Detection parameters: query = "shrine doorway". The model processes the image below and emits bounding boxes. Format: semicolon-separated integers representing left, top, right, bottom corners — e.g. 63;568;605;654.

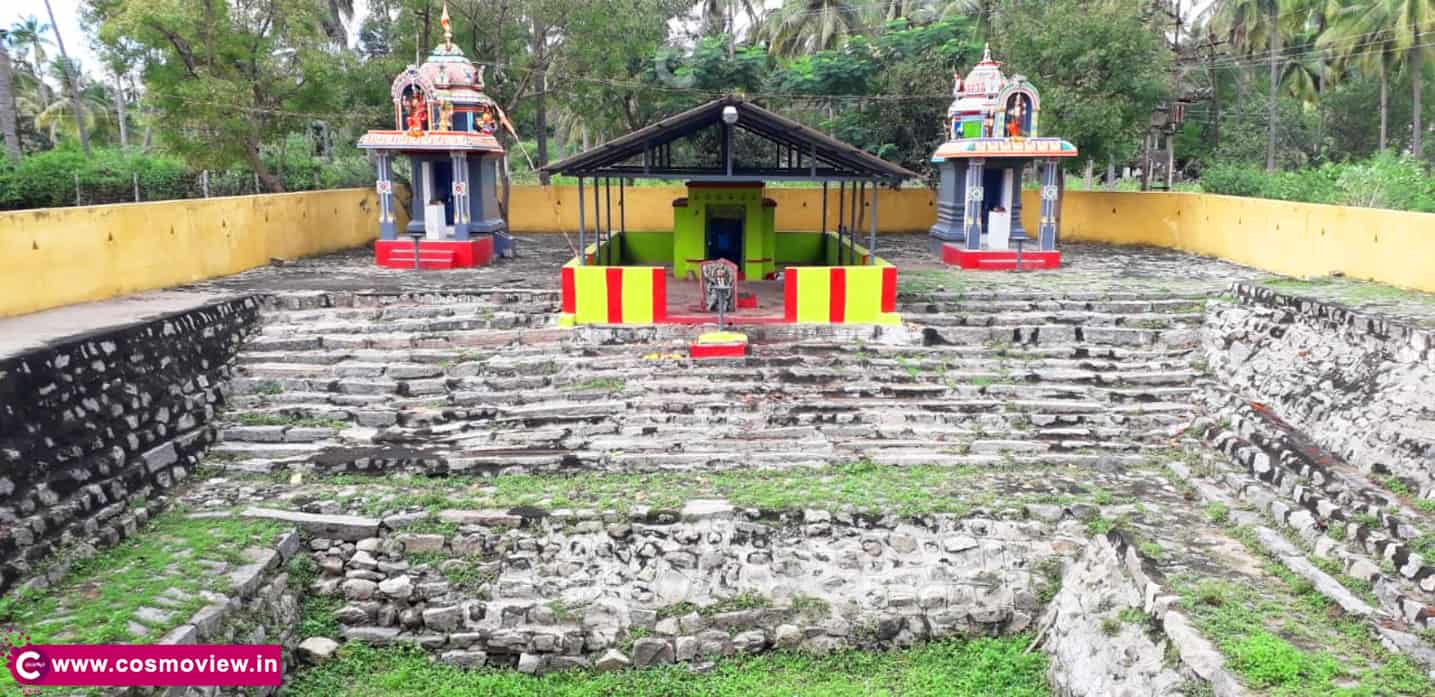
430;160;455;226
705;205;744;269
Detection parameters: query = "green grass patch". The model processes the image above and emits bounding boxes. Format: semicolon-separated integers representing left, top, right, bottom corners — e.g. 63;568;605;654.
309;461;1099;518
235;412;348;429
1172;571;1435;696
561;378;626;393
0;512;284;645
898;270;960;295
286;636;1050;697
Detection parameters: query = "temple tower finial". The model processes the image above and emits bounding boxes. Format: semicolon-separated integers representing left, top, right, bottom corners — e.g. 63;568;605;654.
441;0;454;50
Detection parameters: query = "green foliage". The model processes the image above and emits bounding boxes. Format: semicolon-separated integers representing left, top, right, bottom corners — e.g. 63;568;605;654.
1200;152;1435;212
1228;631;1338;689
997;0;1171;171
286;636;1050;697
0;512;283;645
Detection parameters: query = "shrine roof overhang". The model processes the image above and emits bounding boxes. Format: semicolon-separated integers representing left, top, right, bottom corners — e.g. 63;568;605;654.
541;94;921;183
358;130;505;154
932;138;1078;161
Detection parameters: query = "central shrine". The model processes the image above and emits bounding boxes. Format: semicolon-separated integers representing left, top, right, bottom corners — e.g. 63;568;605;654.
543;95;919;327
930;46;1078;270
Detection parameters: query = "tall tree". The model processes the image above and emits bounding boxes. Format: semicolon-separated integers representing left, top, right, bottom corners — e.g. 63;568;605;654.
93;0;340;192
322;0;355;46
1321;0;1397;150
999;0;1172;175
8;16;52;144
757;0;866;56
44;0;91;155
1213;0;1287;171
0;31;21;161
1378;0;1434;159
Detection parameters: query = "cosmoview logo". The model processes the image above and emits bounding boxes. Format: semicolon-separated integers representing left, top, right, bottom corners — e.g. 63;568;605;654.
12;648;48;681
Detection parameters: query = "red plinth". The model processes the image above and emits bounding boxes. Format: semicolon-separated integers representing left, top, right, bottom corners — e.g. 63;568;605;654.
376;238;493;270
941;244;1061;270
690;342;748;359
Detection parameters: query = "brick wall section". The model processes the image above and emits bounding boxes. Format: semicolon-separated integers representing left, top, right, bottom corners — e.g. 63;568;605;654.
0;298;262;596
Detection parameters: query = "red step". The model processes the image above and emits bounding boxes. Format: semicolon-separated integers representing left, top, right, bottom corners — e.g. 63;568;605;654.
381;249;457;270
941;244;1062;271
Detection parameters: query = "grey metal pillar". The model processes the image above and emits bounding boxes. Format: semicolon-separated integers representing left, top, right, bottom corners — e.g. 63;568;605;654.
1009;163;1028;243
1038;159;1060;250
869;179;878;262
451;152;471;241
577;176;586;265
375;153;397;241
962;159;986;250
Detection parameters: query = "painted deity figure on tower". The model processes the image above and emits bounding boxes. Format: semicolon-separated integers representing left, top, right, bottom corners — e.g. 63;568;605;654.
406;93;428;136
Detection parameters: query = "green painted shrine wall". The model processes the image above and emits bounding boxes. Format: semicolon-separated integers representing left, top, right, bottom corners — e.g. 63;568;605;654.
670;186;776;280
621;232;673;265
776;232;825;265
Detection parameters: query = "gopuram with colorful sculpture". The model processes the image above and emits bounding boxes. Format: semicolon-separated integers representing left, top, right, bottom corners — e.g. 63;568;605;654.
930;46;1078;270
542;95;919;330
358;2;517;270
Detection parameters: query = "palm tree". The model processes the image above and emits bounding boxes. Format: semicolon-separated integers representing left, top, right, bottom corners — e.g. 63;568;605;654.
36;81;115;144
7;17;50;117
42;0;89;155
756;0;866;57
0;32;20;161
1212;0;1287;171
1321;0;1397;150
1376;0;1435;159
1322;0;1434;157
700;0;760;57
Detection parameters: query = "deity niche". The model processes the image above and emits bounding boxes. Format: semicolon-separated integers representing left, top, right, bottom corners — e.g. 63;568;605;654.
404;90;428;136
476;107;498;135
1005;94;1032;138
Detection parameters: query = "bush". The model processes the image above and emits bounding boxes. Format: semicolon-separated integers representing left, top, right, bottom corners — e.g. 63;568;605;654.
1198;153;1434;213
1199;162;1266;198
0;146;378;211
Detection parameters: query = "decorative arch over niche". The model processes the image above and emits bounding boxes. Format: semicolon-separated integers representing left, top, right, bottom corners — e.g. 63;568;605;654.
994;81;1040;139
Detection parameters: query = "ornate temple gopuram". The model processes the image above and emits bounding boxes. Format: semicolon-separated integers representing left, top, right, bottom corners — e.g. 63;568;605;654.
358;3;514;269
930;46;1078;270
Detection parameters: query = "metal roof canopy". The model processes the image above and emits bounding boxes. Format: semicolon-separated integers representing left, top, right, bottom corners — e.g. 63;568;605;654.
541;95;921;183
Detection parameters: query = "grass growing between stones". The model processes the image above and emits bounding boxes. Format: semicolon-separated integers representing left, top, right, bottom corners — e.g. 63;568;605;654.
298;461;1132;519
288;636;1049;697
0;512;284;646
1260;277;1435;325
1171;573;1435;696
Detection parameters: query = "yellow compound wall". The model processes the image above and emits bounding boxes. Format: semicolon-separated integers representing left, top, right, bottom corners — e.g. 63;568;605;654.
1054;191;1435;293
6;185;1435;319
0;189;398;317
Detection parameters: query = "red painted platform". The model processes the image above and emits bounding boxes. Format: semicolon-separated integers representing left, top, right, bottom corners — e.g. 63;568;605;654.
376;238;493;269
690;342;748;359
941;244;1061;270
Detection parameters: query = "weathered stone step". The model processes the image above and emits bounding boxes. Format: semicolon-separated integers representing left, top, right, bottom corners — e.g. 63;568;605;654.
896;298;1207;314
902;311;1205;328
917;325;1196;348
902;290;1209;302
257;314;550;336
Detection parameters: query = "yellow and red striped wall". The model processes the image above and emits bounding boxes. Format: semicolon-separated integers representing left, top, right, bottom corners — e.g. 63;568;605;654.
560;263;668;326
783;264;900;325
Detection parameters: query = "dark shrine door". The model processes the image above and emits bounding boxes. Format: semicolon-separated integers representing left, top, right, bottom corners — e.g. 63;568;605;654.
706;208;744;267
981;166;1005;232
432;160;455;225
